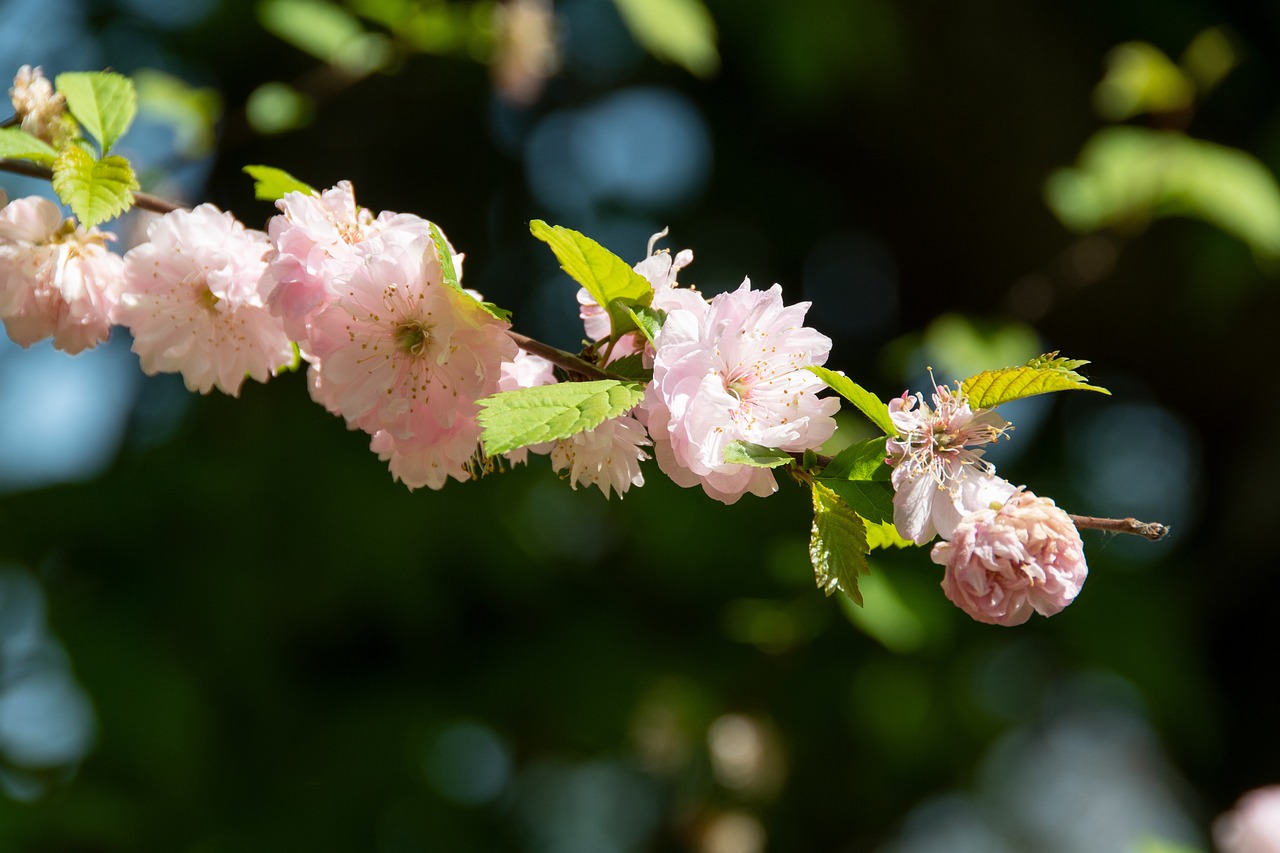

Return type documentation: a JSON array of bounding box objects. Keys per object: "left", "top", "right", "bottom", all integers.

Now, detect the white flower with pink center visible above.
[
  {"left": 260, "top": 181, "right": 436, "bottom": 343},
  {"left": 931, "top": 490, "right": 1087, "bottom": 626},
  {"left": 1215, "top": 785, "right": 1280, "bottom": 853},
  {"left": 886, "top": 384, "right": 1015, "bottom": 544},
  {"left": 116, "top": 204, "right": 294, "bottom": 396},
  {"left": 306, "top": 233, "right": 516, "bottom": 443},
  {"left": 642, "top": 279, "right": 839, "bottom": 505},
  {"left": 0, "top": 195, "right": 124, "bottom": 354}
]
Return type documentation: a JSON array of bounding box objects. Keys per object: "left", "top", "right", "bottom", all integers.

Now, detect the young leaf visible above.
[
  {"left": 723, "top": 441, "right": 793, "bottom": 469},
  {"left": 0, "top": 127, "right": 58, "bottom": 164},
  {"left": 810, "top": 482, "right": 870, "bottom": 605},
  {"left": 818, "top": 436, "right": 890, "bottom": 481},
  {"left": 806, "top": 366, "right": 896, "bottom": 436},
  {"left": 477, "top": 380, "right": 645, "bottom": 456},
  {"left": 55, "top": 71, "right": 137, "bottom": 154},
  {"left": 530, "top": 220, "right": 653, "bottom": 322},
  {"left": 51, "top": 146, "right": 138, "bottom": 227},
  {"left": 611, "top": 0, "right": 719, "bottom": 78},
  {"left": 864, "top": 518, "right": 913, "bottom": 550},
  {"left": 820, "top": 479, "right": 894, "bottom": 525},
  {"left": 622, "top": 303, "right": 666, "bottom": 345},
  {"left": 961, "top": 351, "right": 1110, "bottom": 409},
  {"left": 243, "top": 165, "right": 317, "bottom": 201}
]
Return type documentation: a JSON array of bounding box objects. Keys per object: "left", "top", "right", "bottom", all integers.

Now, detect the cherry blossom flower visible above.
[
  {"left": 931, "top": 489, "right": 1087, "bottom": 626},
  {"left": 306, "top": 232, "right": 516, "bottom": 446},
  {"left": 9, "top": 66, "right": 69, "bottom": 146},
  {"left": 550, "top": 414, "right": 649, "bottom": 498},
  {"left": 642, "top": 279, "right": 839, "bottom": 504},
  {"left": 1215, "top": 785, "right": 1280, "bottom": 853},
  {"left": 886, "top": 384, "right": 1014, "bottom": 544},
  {"left": 116, "top": 204, "right": 293, "bottom": 396},
  {"left": 0, "top": 195, "right": 124, "bottom": 354},
  {"left": 369, "top": 416, "right": 487, "bottom": 491}
]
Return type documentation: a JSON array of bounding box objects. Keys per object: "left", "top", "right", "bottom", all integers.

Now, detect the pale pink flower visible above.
[
  {"left": 9, "top": 65, "right": 68, "bottom": 145},
  {"left": 369, "top": 416, "right": 485, "bottom": 491},
  {"left": 260, "top": 181, "right": 436, "bottom": 343},
  {"left": 550, "top": 414, "right": 649, "bottom": 498},
  {"left": 498, "top": 349, "right": 557, "bottom": 466},
  {"left": 887, "top": 384, "right": 1015, "bottom": 544},
  {"left": 0, "top": 195, "right": 124, "bottom": 354},
  {"left": 642, "top": 279, "right": 839, "bottom": 504},
  {"left": 116, "top": 204, "right": 294, "bottom": 396},
  {"left": 306, "top": 233, "right": 516, "bottom": 442},
  {"left": 1215, "top": 786, "right": 1280, "bottom": 853},
  {"left": 931, "top": 490, "right": 1087, "bottom": 626}
]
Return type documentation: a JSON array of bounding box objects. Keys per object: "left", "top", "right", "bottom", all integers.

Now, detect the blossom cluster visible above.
[
  {"left": 0, "top": 176, "right": 839, "bottom": 503},
  {"left": 886, "top": 383, "right": 1089, "bottom": 625}
]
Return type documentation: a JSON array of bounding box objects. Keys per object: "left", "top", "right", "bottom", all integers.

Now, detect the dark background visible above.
[{"left": 1, "top": 0, "right": 1278, "bottom": 849}]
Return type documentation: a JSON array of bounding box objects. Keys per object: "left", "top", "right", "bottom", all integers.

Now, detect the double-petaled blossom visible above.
[
  {"left": 306, "top": 232, "right": 516, "bottom": 488},
  {"left": 1215, "top": 786, "right": 1280, "bottom": 853},
  {"left": 116, "top": 204, "right": 294, "bottom": 395},
  {"left": 931, "top": 489, "right": 1087, "bottom": 626},
  {"left": 642, "top": 279, "right": 839, "bottom": 505},
  {"left": 0, "top": 195, "right": 124, "bottom": 354},
  {"left": 550, "top": 414, "right": 649, "bottom": 499},
  {"left": 886, "top": 384, "right": 1014, "bottom": 544},
  {"left": 9, "top": 66, "right": 69, "bottom": 146}
]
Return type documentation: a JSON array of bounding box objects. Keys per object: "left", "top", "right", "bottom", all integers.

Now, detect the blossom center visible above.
[{"left": 394, "top": 321, "right": 432, "bottom": 357}]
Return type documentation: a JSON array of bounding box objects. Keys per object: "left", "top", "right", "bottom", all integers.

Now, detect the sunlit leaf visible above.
[
  {"left": 611, "top": 0, "right": 719, "bottom": 77},
  {"left": 476, "top": 380, "right": 645, "bottom": 456},
  {"left": 810, "top": 482, "right": 869, "bottom": 605},
  {"left": 529, "top": 220, "right": 653, "bottom": 339},
  {"left": 245, "top": 82, "right": 315, "bottom": 135},
  {"left": 723, "top": 441, "right": 792, "bottom": 468},
  {"left": 864, "top": 518, "right": 912, "bottom": 550},
  {"left": 1046, "top": 126, "right": 1280, "bottom": 263},
  {"left": 55, "top": 71, "right": 136, "bottom": 154},
  {"left": 807, "top": 366, "right": 895, "bottom": 435},
  {"left": 0, "top": 127, "right": 57, "bottom": 164},
  {"left": 818, "top": 436, "right": 890, "bottom": 481},
  {"left": 961, "top": 351, "right": 1109, "bottom": 408},
  {"left": 243, "top": 164, "right": 316, "bottom": 201},
  {"left": 623, "top": 304, "right": 665, "bottom": 345},
  {"left": 258, "top": 0, "right": 393, "bottom": 73},
  {"left": 1093, "top": 41, "right": 1193, "bottom": 121},
  {"left": 51, "top": 146, "right": 137, "bottom": 227}
]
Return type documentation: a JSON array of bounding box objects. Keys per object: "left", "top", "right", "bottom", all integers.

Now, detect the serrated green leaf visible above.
[
  {"left": 806, "top": 366, "right": 895, "bottom": 435},
  {"left": 723, "top": 441, "right": 792, "bottom": 469},
  {"left": 611, "top": 0, "right": 719, "bottom": 77},
  {"left": 55, "top": 71, "right": 136, "bottom": 154},
  {"left": 961, "top": 351, "right": 1110, "bottom": 408},
  {"left": 51, "top": 147, "right": 138, "bottom": 227},
  {"left": 622, "top": 303, "right": 666, "bottom": 345},
  {"left": 604, "top": 353, "right": 651, "bottom": 382},
  {"left": 864, "top": 518, "right": 913, "bottom": 550},
  {"left": 476, "top": 380, "right": 645, "bottom": 456},
  {"left": 810, "top": 482, "right": 869, "bottom": 605},
  {"left": 820, "top": 478, "right": 894, "bottom": 525},
  {"left": 243, "top": 165, "right": 316, "bottom": 201},
  {"left": 530, "top": 221, "right": 653, "bottom": 338},
  {"left": 818, "top": 436, "right": 890, "bottom": 481},
  {"left": 0, "top": 127, "right": 58, "bottom": 164}
]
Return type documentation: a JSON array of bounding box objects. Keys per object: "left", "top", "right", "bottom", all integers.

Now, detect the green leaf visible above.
[
  {"left": 810, "top": 482, "right": 869, "bottom": 605},
  {"left": 243, "top": 165, "right": 316, "bottom": 201},
  {"left": 258, "top": 0, "right": 393, "bottom": 74},
  {"left": 603, "top": 353, "right": 651, "bottom": 383},
  {"left": 961, "top": 351, "right": 1110, "bottom": 409},
  {"left": 530, "top": 221, "right": 653, "bottom": 338},
  {"left": 864, "top": 519, "right": 913, "bottom": 550},
  {"left": 0, "top": 127, "right": 58, "bottom": 164},
  {"left": 723, "top": 441, "right": 793, "bottom": 469},
  {"left": 1093, "top": 41, "right": 1193, "bottom": 121},
  {"left": 245, "top": 82, "right": 315, "bottom": 135},
  {"left": 820, "top": 479, "right": 894, "bottom": 526},
  {"left": 818, "top": 436, "right": 890, "bottom": 481},
  {"left": 806, "top": 366, "right": 895, "bottom": 436},
  {"left": 623, "top": 304, "right": 666, "bottom": 345},
  {"left": 476, "top": 380, "right": 645, "bottom": 456},
  {"left": 55, "top": 71, "right": 137, "bottom": 154},
  {"left": 51, "top": 146, "right": 138, "bottom": 227},
  {"left": 425, "top": 221, "right": 511, "bottom": 322},
  {"left": 611, "top": 0, "right": 719, "bottom": 77}
]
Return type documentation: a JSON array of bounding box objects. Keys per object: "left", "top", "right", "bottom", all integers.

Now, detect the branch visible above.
[
  {"left": 506, "top": 331, "right": 621, "bottom": 382},
  {"left": 0, "top": 158, "right": 185, "bottom": 215},
  {"left": 1069, "top": 514, "right": 1169, "bottom": 542}
]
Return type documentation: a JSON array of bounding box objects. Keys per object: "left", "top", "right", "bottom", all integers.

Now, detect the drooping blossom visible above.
[
  {"left": 116, "top": 204, "right": 293, "bottom": 396},
  {"left": 9, "top": 66, "right": 69, "bottom": 146},
  {"left": 259, "top": 181, "right": 435, "bottom": 343},
  {"left": 0, "top": 194, "right": 124, "bottom": 353},
  {"left": 550, "top": 414, "right": 649, "bottom": 498},
  {"left": 1215, "top": 785, "right": 1280, "bottom": 853},
  {"left": 306, "top": 232, "right": 516, "bottom": 485},
  {"left": 642, "top": 279, "right": 839, "bottom": 504},
  {"left": 931, "top": 489, "right": 1087, "bottom": 626},
  {"left": 886, "top": 384, "right": 1015, "bottom": 544}
]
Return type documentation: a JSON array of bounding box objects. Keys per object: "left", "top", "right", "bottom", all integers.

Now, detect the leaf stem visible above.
[{"left": 0, "top": 158, "right": 184, "bottom": 215}]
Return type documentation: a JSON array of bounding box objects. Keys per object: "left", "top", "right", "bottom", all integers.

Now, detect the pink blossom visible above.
[
  {"left": 642, "top": 279, "right": 839, "bottom": 504},
  {"left": 1215, "top": 786, "right": 1280, "bottom": 853},
  {"left": 931, "top": 490, "right": 1088, "bottom": 626},
  {"left": 370, "top": 417, "right": 486, "bottom": 491},
  {"left": 0, "top": 195, "right": 124, "bottom": 354},
  {"left": 9, "top": 66, "right": 68, "bottom": 145},
  {"left": 498, "top": 349, "right": 557, "bottom": 466},
  {"left": 550, "top": 414, "right": 650, "bottom": 498},
  {"left": 116, "top": 204, "right": 294, "bottom": 396},
  {"left": 259, "top": 181, "right": 437, "bottom": 342},
  {"left": 887, "top": 384, "right": 1014, "bottom": 544},
  {"left": 306, "top": 233, "right": 516, "bottom": 444}
]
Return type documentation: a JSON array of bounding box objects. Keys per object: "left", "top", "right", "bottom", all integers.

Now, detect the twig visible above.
[
  {"left": 1069, "top": 514, "right": 1169, "bottom": 542},
  {"left": 0, "top": 158, "right": 185, "bottom": 215},
  {"left": 505, "top": 330, "right": 623, "bottom": 382}
]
